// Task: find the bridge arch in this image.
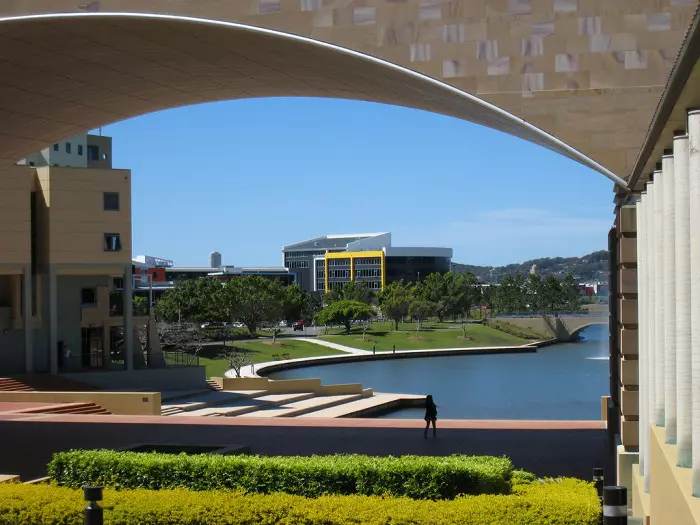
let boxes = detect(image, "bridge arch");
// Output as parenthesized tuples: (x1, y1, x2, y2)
(0, 12, 626, 185)
(568, 321, 608, 340)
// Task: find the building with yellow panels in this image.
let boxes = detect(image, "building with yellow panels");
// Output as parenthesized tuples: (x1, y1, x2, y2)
(283, 233, 453, 293)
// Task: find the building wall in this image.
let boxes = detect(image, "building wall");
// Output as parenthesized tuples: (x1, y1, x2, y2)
(35, 167, 131, 265)
(385, 255, 451, 283)
(86, 135, 113, 169)
(0, 166, 31, 266)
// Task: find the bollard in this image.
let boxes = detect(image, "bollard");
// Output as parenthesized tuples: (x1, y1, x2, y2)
(602, 486, 627, 525)
(373, 345, 376, 354)
(83, 486, 104, 525)
(392, 344, 395, 354)
(593, 468, 604, 500)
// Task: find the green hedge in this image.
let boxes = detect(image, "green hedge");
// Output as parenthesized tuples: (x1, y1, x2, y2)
(0, 480, 601, 525)
(48, 451, 513, 499)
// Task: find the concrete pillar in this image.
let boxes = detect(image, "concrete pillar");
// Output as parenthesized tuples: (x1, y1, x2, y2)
(22, 266, 33, 374)
(645, 177, 656, 494)
(48, 268, 57, 375)
(653, 168, 665, 427)
(662, 152, 677, 443)
(674, 132, 691, 467)
(124, 264, 134, 371)
(689, 109, 700, 495)
(638, 193, 648, 480)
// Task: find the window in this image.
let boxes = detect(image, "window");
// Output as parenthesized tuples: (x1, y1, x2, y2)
(65, 142, 71, 154)
(87, 145, 99, 161)
(53, 144, 59, 151)
(103, 192, 119, 211)
(104, 233, 122, 252)
(29, 161, 35, 167)
(81, 288, 96, 305)
(78, 145, 83, 156)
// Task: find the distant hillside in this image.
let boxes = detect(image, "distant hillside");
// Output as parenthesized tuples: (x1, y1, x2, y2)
(453, 250, 609, 284)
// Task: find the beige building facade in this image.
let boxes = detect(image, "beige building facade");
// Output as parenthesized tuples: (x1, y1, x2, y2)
(0, 134, 141, 376)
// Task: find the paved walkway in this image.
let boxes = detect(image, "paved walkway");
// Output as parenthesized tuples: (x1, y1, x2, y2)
(0, 413, 612, 482)
(291, 337, 372, 355)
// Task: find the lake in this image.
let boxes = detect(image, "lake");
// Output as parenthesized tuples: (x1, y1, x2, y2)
(268, 324, 609, 420)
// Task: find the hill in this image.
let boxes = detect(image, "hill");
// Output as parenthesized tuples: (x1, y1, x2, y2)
(453, 250, 609, 284)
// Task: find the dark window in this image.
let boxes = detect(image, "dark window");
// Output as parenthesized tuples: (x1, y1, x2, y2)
(81, 288, 96, 305)
(65, 142, 71, 154)
(103, 192, 119, 211)
(104, 233, 122, 252)
(53, 144, 59, 151)
(29, 161, 35, 167)
(78, 145, 83, 156)
(87, 145, 99, 161)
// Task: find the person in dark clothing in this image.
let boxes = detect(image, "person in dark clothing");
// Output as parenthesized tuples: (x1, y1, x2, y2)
(424, 394, 437, 439)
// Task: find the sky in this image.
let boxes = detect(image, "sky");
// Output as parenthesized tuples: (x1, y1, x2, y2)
(101, 97, 615, 268)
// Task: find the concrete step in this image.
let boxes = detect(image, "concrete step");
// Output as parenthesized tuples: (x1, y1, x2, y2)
(244, 394, 364, 418)
(22, 402, 111, 416)
(179, 392, 316, 417)
(299, 394, 420, 418)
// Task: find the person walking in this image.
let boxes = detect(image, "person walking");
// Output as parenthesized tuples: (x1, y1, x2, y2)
(424, 394, 437, 439)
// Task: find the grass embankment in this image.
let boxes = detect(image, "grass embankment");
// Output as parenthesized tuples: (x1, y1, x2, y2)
(321, 323, 528, 351)
(198, 340, 344, 378)
(484, 319, 550, 340)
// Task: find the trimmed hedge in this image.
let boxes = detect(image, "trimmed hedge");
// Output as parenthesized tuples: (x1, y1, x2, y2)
(0, 480, 601, 525)
(48, 451, 513, 499)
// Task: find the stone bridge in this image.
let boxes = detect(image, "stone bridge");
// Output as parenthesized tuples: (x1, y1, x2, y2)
(494, 314, 608, 342)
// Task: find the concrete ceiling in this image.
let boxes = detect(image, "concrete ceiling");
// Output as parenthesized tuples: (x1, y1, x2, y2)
(0, 13, 627, 185)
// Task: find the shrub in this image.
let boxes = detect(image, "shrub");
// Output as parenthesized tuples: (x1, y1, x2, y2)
(0, 479, 601, 525)
(48, 451, 513, 499)
(485, 319, 549, 340)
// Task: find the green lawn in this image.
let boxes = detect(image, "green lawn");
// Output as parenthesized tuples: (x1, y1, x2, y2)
(198, 339, 345, 379)
(321, 324, 528, 351)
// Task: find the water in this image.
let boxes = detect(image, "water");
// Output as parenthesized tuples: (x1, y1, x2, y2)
(268, 324, 609, 420)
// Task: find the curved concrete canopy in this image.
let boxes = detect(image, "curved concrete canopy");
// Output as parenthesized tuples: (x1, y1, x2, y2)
(0, 13, 628, 186)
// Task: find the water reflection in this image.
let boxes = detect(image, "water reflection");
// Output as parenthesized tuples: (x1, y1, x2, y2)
(269, 324, 609, 420)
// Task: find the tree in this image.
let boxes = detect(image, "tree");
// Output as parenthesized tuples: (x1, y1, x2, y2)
(221, 346, 253, 378)
(326, 281, 374, 305)
(222, 276, 285, 334)
(378, 280, 413, 330)
(420, 273, 449, 322)
(133, 296, 149, 316)
(561, 273, 583, 311)
(282, 284, 317, 322)
(155, 277, 226, 323)
(313, 300, 375, 334)
(493, 274, 528, 314)
(408, 299, 433, 336)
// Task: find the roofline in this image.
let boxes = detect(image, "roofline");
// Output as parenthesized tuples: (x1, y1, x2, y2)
(283, 232, 386, 250)
(628, 4, 700, 190)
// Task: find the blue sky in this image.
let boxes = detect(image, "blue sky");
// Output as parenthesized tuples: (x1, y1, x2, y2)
(102, 97, 614, 268)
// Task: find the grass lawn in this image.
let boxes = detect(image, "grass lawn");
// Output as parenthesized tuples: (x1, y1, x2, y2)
(198, 339, 345, 379)
(321, 324, 528, 351)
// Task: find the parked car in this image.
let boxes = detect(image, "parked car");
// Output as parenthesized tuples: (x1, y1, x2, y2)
(292, 320, 305, 331)
(201, 322, 228, 329)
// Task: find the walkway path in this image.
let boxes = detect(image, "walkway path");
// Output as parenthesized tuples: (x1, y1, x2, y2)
(290, 337, 371, 355)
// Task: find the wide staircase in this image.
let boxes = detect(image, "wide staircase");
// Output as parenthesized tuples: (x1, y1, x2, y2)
(161, 379, 422, 419)
(17, 402, 111, 416)
(0, 375, 95, 392)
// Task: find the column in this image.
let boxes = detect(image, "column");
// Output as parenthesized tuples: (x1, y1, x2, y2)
(663, 152, 677, 443)
(638, 193, 647, 480)
(689, 109, 700, 495)
(645, 176, 656, 493)
(653, 168, 665, 427)
(675, 132, 692, 467)
(48, 268, 58, 375)
(124, 264, 134, 371)
(22, 266, 33, 374)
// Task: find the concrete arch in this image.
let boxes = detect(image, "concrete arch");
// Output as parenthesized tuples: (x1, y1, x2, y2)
(568, 321, 608, 340)
(1, 1, 696, 181)
(0, 12, 624, 184)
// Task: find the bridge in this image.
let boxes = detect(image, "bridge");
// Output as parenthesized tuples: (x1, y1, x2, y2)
(494, 314, 608, 342)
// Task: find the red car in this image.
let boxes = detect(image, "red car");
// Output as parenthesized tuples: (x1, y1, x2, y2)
(292, 320, 305, 331)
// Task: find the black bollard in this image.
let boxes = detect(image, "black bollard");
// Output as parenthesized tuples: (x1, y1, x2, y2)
(593, 468, 604, 500)
(83, 486, 103, 525)
(373, 345, 376, 354)
(392, 344, 395, 354)
(602, 486, 627, 525)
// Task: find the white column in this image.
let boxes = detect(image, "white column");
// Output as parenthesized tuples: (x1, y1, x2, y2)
(645, 180, 656, 493)
(22, 266, 33, 374)
(48, 268, 58, 375)
(124, 264, 134, 371)
(638, 194, 648, 479)
(654, 169, 665, 426)
(675, 133, 692, 467)
(689, 110, 700, 495)
(663, 153, 677, 442)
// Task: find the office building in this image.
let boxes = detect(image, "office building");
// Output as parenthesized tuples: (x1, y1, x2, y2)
(282, 233, 452, 293)
(0, 133, 148, 376)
